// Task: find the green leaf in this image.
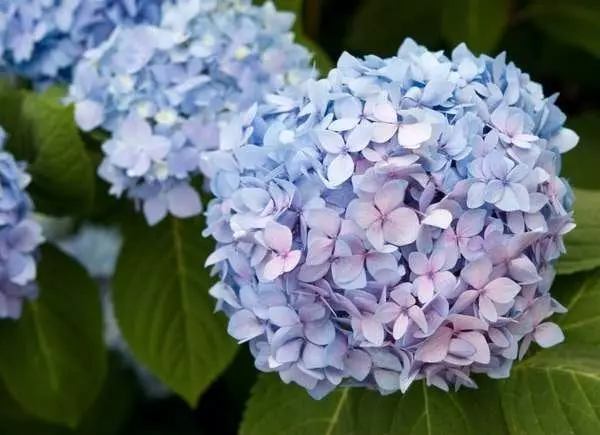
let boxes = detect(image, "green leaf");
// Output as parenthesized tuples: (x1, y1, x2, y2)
(527, 0, 600, 58)
(241, 374, 507, 435)
(552, 270, 600, 346)
(346, 0, 442, 57)
(557, 189, 600, 275)
(501, 345, 600, 435)
(112, 216, 237, 406)
(0, 244, 106, 427)
(21, 88, 95, 215)
(562, 112, 600, 190)
(441, 0, 509, 53)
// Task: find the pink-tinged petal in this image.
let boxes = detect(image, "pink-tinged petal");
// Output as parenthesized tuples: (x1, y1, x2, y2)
(375, 180, 408, 214)
(489, 328, 509, 348)
(366, 223, 386, 250)
(304, 209, 341, 237)
(433, 271, 457, 295)
(393, 313, 410, 339)
(408, 306, 428, 332)
(534, 322, 564, 348)
(306, 235, 334, 266)
(264, 221, 293, 253)
(448, 314, 488, 331)
(451, 290, 479, 314)
(332, 255, 364, 284)
(448, 338, 476, 357)
(283, 250, 302, 272)
(508, 256, 541, 284)
(390, 286, 416, 307)
(430, 249, 446, 272)
(408, 252, 429, 275)
(327, 153, 355, 186)
(346, 121, 373, 152)
(375, 302, 402, 323)
(371, 122, 398, 143)
(461, 258, 492, 289)
(298, 263, 330, 282)
(484, 277, 521, 303)
(269, 306, 300, 327)
(422, 208, 453, 229)
(459, 331, 491, 364)
(383, 207, 420, 246)
(414, 276, 434, 303)
(347, 199, 380, 228)
(366, 252, 398, 277)
(457, 209, 487, 237)
(317, 130, 345, 153)
(415, 326, 452, 363)
(263, 255, 286, 281)
(227, 309, 263, 343)
(361, 317, 384, 345)
(167, 183, 202, 219)
(373, 101, 397, 123)
(397, 122, 432, 149)
(478, 295, 498, 322)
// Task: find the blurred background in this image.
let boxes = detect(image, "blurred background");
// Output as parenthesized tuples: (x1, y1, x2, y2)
(3, 0, 598, 433)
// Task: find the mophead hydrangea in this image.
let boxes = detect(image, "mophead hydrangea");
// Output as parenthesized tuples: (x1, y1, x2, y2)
(0, 128, 43, 319)
(68, 0, 315, 225)
(0, 0, 165, 85)
(201, 39, 577, 398)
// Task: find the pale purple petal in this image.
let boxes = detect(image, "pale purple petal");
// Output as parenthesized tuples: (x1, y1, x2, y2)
(534, 323, 564, 348)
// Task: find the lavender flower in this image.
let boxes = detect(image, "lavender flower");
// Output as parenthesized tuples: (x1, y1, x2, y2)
(68, 0, 315, 225)
(0, 128, 43, 319)
(0, 0, 165, 85)
(202, 40, 577, 398)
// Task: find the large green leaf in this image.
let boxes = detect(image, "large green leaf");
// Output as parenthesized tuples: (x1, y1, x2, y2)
(346, 0, 442, 57)
(501, 345, 600, 435)
(527, 0, 600, 58)
(241, 374, 507, 435)
(22, 88, 95, 215)
(552, 270, 600, 346)
(441, 0, 509, 53)
(557, 189, 600, 275)
(112, 216, 237, 405)
(0, 244, 106, 427)
(562, 112, 600, 190)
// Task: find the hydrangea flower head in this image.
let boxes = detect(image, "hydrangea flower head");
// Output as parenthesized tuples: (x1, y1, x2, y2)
(202, 39, 577, 398)
(0, 128, 44, 319)
(0, 0, 165, 84)
(68, 0, 315, 225)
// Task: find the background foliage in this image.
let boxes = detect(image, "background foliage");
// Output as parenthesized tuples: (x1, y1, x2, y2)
(2, 0, 600, 434)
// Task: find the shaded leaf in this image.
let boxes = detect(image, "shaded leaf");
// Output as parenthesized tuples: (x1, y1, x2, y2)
(0, 244, 106, 427)
(528, 0, 600, 58)
(346, 0, 442, 57)
(557, 189, 600, 274)
(501, 345, 600, 435)
(441, 0, 509, 53)
(562, 112, 600, 190)
(112, 216, 237, 406)
(241, 374, 507, 435)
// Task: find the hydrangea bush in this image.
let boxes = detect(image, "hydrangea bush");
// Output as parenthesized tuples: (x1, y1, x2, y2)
(202, 39, 578, 398)
(0, 128, 43, 319)
(0, 0, 165, 85)
(68, 0, 315, 224)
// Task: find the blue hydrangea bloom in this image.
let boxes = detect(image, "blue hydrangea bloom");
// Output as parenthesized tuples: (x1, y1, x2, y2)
(201, 40, 577, 398)
(67, 0, 315, 225)
(0, 128, 43, 319)
(0, 0, 165, 85)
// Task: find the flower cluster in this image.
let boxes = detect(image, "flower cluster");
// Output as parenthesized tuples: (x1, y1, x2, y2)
(68, 0, 315, 225)
(202, 39, 577, 398)
(0, 0, 165, 85)
(0, 128, 43, 319)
